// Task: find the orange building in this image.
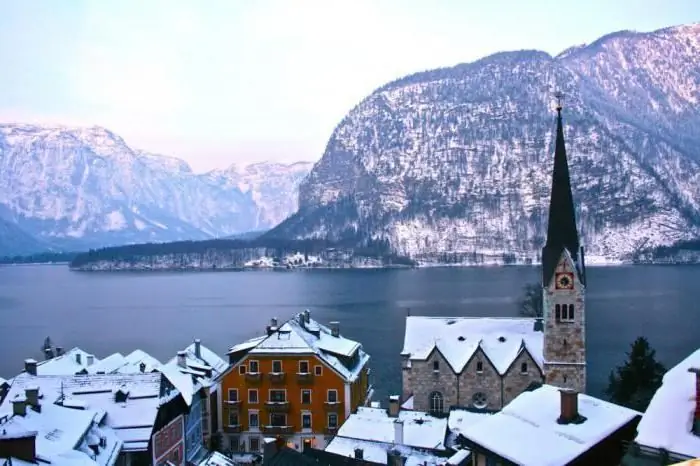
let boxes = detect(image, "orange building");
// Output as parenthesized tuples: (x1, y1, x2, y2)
(217, 310, 372, 453)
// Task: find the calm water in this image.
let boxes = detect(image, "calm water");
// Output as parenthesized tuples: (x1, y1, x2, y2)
(0, 265, 697, 402)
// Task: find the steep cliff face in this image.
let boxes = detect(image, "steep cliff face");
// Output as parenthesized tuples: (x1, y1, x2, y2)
(0, 124, 312, 252)
(270, 24, 700, 262)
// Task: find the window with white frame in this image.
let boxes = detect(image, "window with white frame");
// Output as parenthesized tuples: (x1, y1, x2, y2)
(248, 389, 258, 404)
(249, 360, 260, 373)
(299, 360, 310, 374)
(328, 413, 338, 428)
(301, 389, 312, 405)
(249, 411, 259, 428)
(272, 360, 283, 373)
(314, 365, 323, 376)
(269, 389, 286, 402)
(238, 365, 246, 375)
(228, 388, 238, 403)
(249, 437, 260, 452)
(228, 409, 239, 426)
(302, 412, 312, 429)
(327, 389, 338, 403)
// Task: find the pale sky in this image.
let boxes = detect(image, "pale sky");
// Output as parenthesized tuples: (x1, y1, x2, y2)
(0, 1, 698, 173)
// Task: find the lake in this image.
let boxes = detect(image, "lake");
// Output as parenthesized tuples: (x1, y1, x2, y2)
(0, 264, 697, 403)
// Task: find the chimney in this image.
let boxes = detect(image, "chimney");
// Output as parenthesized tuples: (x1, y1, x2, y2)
(297, 313, 305, 326)
(330, 321, 340, 337)
(354, 448, 364, 460)
(262, 437, 280, 465)
(0, 431, 37, 462)
(304, 309, 311, 323)
(44, 348, 54, 360)
(194, 339, 202, 359)
(177, 351, 187, 368)
(25, 387, 39, 409)
(87, 355, 94, 366)
(388, 395, 400, 417)
(270, 317, 278, 328)
(393, 419, 404, 445)
(533, 317, 543, 332)
(55, 346, 63, 357)
(11, 397, 27, 417)
(387, 449, 406, 466)
(75, 353, 82, 365)
(557, 388, 580, 424)
(24, 359, 37, 376)
(139, 362, 146, 373)
(688, 368, 700, 434)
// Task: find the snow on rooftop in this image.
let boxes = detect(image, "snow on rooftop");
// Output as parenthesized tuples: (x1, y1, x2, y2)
(36, 348, 100, 375)
(336, 406, 448, 451)
(228, 311, 370, 382)
(198, 451, 240, 466)
(402, 316, 543, 374)
(158, 340, 228, 397)
(446, 409, 492, 449)
(87, 353, 128, 374)
(324, 437, 446, 466)
(460, 384, 640, 466)
(446, 449, 470, 465)
(635, 348, 700, 458)
(115, 350, 162, 374)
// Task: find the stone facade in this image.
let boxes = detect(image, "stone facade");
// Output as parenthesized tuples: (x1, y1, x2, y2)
(403, 346, 544, 412)
(542, 251, 587, 393)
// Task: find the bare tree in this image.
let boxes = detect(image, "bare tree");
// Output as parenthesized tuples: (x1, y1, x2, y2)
(518, 283, 543, 318)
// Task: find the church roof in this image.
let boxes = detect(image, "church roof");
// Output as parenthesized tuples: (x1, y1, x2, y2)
(542, 103, 583, 287)
(401, 316, 543, 375)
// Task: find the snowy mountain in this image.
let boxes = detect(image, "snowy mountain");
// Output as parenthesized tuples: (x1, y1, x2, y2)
(269, 23, 700, 263)
(0, 124, 312, 253)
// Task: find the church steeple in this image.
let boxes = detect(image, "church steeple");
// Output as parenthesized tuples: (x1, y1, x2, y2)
(542, 96, 583, 287)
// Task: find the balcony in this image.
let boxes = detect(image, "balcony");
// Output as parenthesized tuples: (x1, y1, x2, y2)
(267, 372, 286, 383)
(245, 372, 262, 383)
(224, 424, 242, 434)
(263, 425, 293, 435)
(265, 401, 290, 413)
(323, 401, 342, 412)
(296, 372, 314, 385)
(324, 426, 338, 435)
(225, 400, 241, 408)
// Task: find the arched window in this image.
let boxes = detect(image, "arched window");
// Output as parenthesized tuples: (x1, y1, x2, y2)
(429, 391, 444, 414)
(555, 304, 561, 320)
(568, 304, 575, 320)
(472, 392, 488, 409)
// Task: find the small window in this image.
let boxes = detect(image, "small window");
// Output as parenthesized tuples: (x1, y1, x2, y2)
(327, 389, 338, 403)
(314, 365, 323, 376)
(249, 411, 259, 428)
(563, 339, 568, 348)
(563, 374, 568, 383)
(228, 389, 238, 402)
(433, 360, 440, 371)
(429, 391, 444, 414)
(302, 412, 312, 429)
(520, 362, 528, 374)
(472, 392, 488, 409)
(476, 361, 484, 373)
(328, 413, 338, 428)
(270, 390, 286, 402)
(555, 304, 561, 320)
(301, 389, 312, 404)
(299, 360, 310, 374)
(568, 304, 575, 320)
(249, 360, 259, 373)
(248, 389, 258, 404)
(228, 410, 239, 426)
(249, 437, 260, 452)
(239, 365, 246, 375)
(272, 360, 283, 373)
(270, 413, 287, 427)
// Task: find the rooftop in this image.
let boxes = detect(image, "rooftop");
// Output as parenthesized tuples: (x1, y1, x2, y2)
(35, 348, 100, 376)
(401, 316, 543, 374)
(459, 384, 640, 466)
(85, 350, 161, 375)
(446, 409, 493, 449)
(227, 311, 370, 382)
(324, 436, 448, 466)
(634, 348, 700, 458)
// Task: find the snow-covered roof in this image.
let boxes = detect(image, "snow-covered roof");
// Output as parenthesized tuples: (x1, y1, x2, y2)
(324, 436, 448, 466)
(402, 316, 543, 374)
(635, 348, 700, 458)
(446, 409, 492, 449)
(335, 406, 448, 451)
(86, 350, 161, 375)
(401, 395, 414, 410)
(198, 451, 240, 466)
(0, 399, 122, 465)
(459, 384, 640, 466)
(227, 311, 370, 382)
(0, 372, 171, 453)
(35, 347, 100, 375)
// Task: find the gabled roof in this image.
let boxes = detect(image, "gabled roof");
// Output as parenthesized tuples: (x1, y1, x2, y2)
(0, 398, 122, 465)
(35, 347, 100, 375)
(401, 317, 543, 374)
(459, 384, 640, 466)
(635, 348, 700, 458)
(226, 311, 370, 382)
(86, 350, 162, 375)
(0, 372, 172, 453)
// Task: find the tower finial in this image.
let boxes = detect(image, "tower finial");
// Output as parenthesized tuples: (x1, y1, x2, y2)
(554, 91, 564, 113)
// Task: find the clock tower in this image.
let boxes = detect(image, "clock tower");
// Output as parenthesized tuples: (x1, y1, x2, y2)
(541, 96, 587, 393)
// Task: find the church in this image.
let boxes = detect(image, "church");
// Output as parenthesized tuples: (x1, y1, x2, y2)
(400, 100, 587, 413)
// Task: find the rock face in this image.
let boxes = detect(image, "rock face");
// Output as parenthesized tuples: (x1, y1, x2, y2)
(270, 23, 700, 263)
(0, 123, 312, 253)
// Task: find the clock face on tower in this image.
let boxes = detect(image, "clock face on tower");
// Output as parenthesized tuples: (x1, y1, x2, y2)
(555, 272, 575, 290)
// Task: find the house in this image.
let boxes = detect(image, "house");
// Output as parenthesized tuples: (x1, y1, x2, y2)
(220, 310, 372, 453)
(321, 396, 467, 466)
(401, 102, 588, 412)
(0, 370, 189, 466)
(0, 386, 122, 465)
(31, 347, 100, 375)
(622, 348, 700, 465)
(158, 338, 229, 464)
(459, 384, 640, 466)
(82, 350, 162, 375)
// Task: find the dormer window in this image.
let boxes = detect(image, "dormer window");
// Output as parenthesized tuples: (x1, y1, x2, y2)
(433, 361, 439, 371)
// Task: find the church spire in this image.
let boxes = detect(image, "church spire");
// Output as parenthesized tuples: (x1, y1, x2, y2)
(542, 95, 582, 287)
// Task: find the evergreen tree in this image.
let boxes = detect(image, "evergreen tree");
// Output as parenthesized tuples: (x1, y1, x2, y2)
(518, 282, 543, 318)
(605, 337, 666, 412)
